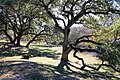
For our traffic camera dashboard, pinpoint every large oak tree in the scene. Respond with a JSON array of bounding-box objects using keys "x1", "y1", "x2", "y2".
[{"x1": 34, "y1": 0, "x2": 120, "y2": 71}]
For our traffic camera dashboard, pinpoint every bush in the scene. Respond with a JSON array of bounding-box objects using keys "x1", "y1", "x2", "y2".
[{"x1": 97, "y1": 42, "x2": 120, "y2": 66}]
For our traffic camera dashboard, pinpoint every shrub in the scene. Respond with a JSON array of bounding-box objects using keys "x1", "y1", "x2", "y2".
[{"x1": 97, "y1": 42, "x2": 120, "y2": 66}]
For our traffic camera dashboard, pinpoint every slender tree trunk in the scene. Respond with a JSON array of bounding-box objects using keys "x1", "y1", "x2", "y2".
[
  {"x1": 57, "y1": 28, "x2": 72, "y2": 72},
  {"x1": 26, "y1": 37, "x2": 35, "y2": 48},
  {"x1": 26, "y1": 34, "x2": 39, "y2": 48},
  {"x1": 16, "y1": 35, "x2": 22, "y2": 46},
  {"x1": 4, "y1": 30, "x2": 13, "y2": 43},
  {"x1": 26, "y1": 30, "x2": 45, "y2": 48}
]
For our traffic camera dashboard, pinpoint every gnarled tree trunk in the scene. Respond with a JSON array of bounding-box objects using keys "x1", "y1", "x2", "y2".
[{"x1": 57, "y1": 28, "x2": 72, "y2": 72}]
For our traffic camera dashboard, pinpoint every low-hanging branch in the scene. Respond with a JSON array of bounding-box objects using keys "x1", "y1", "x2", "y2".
[
  {"x1": 76, "y1": 35, "x2": 92, "y2": 44},
  {"x1": 78, "y1": 48, "x2": 100, "y2": 53},
  {"x1": 69, "y1": 38, "x2": 120, "y2": 72},
  {"x1": 70, "y1": 45, "x2": 100, "y2": 54},
  {"x1": 68, "y1": 47, "x2": 120, "y2": 72},
  {"x1": 77, "y1": 40, "x2": 103, "y2": 45}
]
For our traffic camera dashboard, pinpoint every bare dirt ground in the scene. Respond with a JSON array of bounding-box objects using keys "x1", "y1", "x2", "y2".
[{"x1": 0, "y1": 46, "x2": 120, "y2": 80}]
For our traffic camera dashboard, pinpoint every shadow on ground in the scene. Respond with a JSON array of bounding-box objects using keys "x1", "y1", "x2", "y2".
[
  {"x1": 0, "y1": 60, "x2": 119, "y2": 80},
  {"x1": 31, "y1": 44, "x2": 56, "y2": 47},
  {"x1": 29, "y1": 48, "x2": 60, "y2": 59},
  {"x1": 0, "y1": 47, "x2": 60, "y2": 59}
]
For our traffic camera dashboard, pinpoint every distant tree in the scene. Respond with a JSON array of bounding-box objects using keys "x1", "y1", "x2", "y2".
[{"x1": 0, "y1": 1, "x2": 52, "y2": 47}]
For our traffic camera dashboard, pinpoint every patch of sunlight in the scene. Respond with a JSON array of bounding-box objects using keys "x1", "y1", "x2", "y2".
[
  {"x1": 0, "y1": 71, "x2": 14, "y2": 79},
  {"x1": 29, "y1": 57, "x2": 60, "y2": 66},
  {"x1": 0, "y1": 39, "x2": 7, "y2": 42}
]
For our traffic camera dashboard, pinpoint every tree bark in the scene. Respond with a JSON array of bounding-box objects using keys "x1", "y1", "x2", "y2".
[
  {"x1": 16, "y1": 35, "x2": 22, "y2": 46},
  {"x1": 4, "y1": 30, "x2": 15, "y2": 44},
  {"x1": 57, "y1": 47, "x2": 72, "y2": 72},
  {"x1": 3, "y1": 23, "x2": 14, "y2": 44},
  {"x1": 57, "y1": 28, "x2": 72, "y2": 72}
]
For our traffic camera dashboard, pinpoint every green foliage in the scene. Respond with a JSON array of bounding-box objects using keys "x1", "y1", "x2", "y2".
[
  {"x1": 84, "y1": 15, "x2": 120, "y2": 43},
  {"x1": 83, "y1": 13, "x2": 120, "y2": 68},
  {"x1": 97, "y1": 42, "x2": 120, "y2": 65}
]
